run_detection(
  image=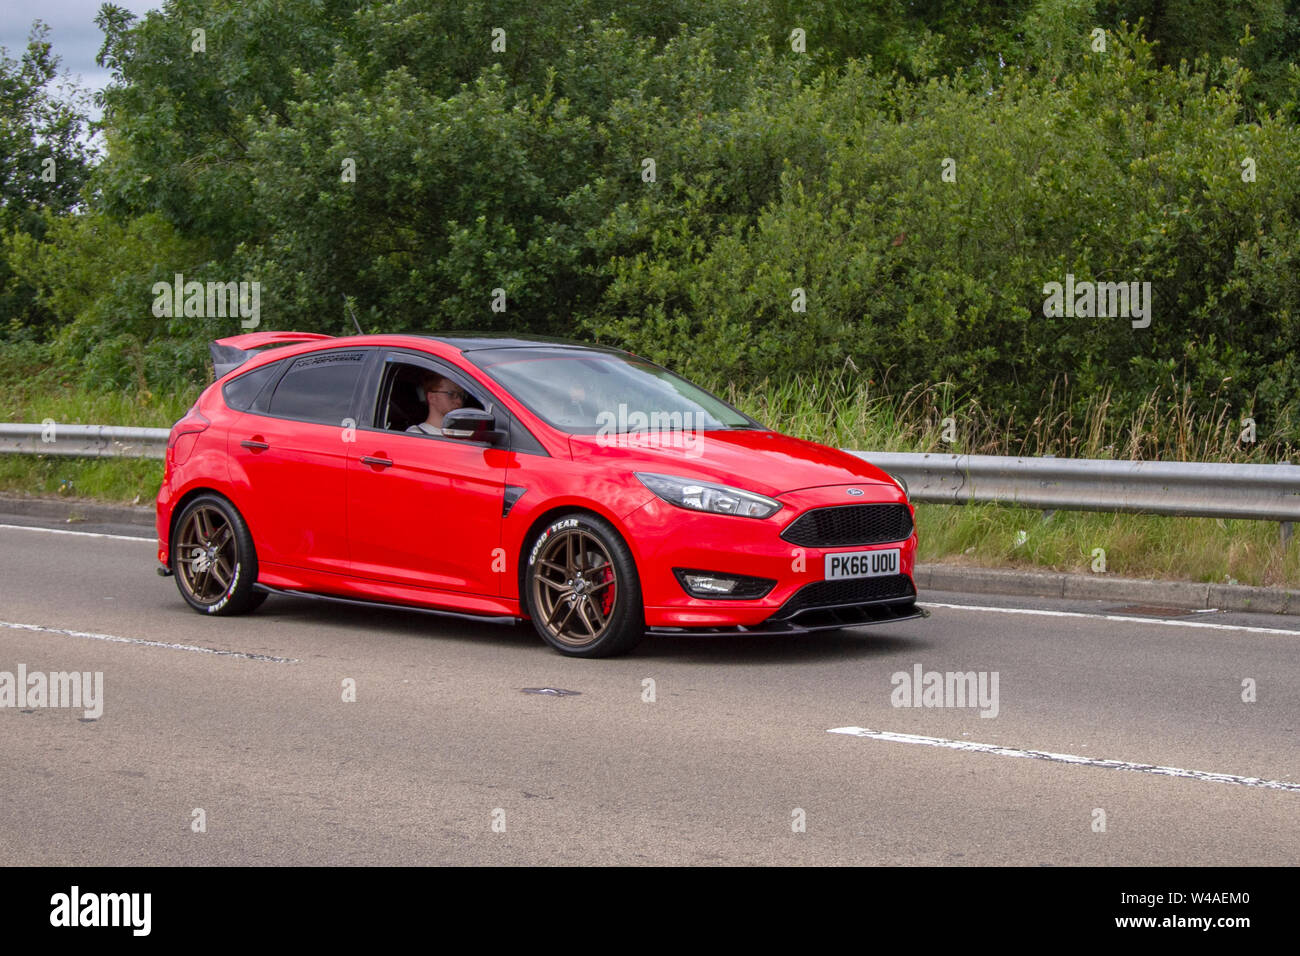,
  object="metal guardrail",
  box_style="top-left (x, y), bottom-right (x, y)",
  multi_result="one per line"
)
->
top-left (853, 451), bottom-right (1298, 542)
top-left (0, 423), bottom-right (168, 460)
top-left (855, 452), bottom-right (1300, 521)
top-left (1, 423), bottom-right (1295, 539)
